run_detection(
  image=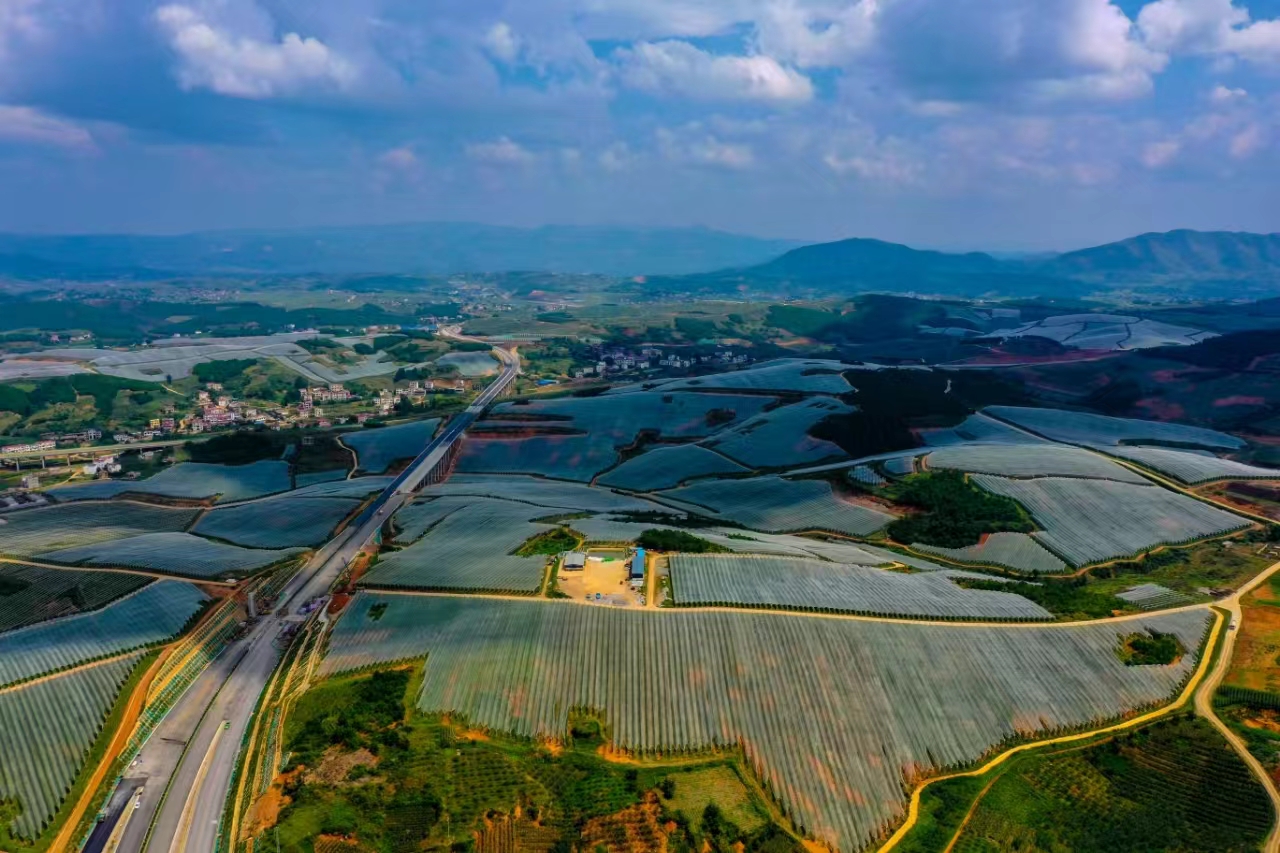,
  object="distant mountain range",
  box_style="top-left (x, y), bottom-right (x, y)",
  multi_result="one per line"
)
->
top-left (0, 224), bottom-right (1278, 298)
top-left (0, 223), bottom-right (802, 279)
top-left (648, 230), bottom-right (1280, 299)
